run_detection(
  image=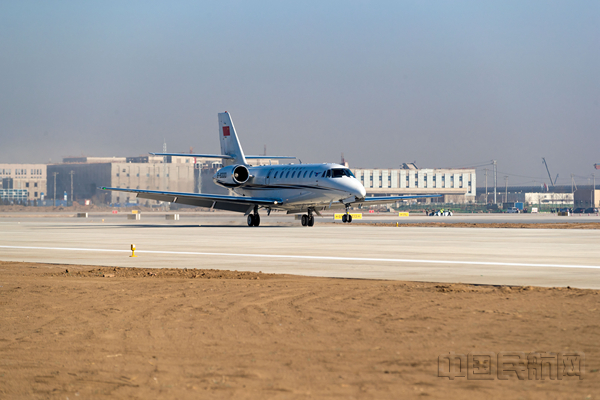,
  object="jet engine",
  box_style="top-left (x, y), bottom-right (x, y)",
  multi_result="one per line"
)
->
top-left (213, 165), bottom-right (251, 187)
